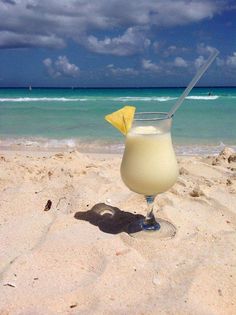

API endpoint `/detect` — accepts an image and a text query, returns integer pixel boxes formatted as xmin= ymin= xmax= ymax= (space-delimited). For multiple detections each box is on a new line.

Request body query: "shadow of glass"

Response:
xmin=74 ymin=203 xmax=145 ymax=234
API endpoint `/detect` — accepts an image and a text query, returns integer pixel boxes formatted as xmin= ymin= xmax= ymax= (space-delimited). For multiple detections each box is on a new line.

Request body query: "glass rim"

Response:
xmin=134 ymin=111 xmax=171 ymax=121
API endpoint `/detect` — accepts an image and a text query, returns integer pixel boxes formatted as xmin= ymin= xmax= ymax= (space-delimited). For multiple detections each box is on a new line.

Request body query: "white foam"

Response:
xmin=186 ymin=95 xmax=219 ymax=100
xmin=175 ymin=143 xmax=236 ymax=156
xmin=0 ymin=97 xmax=88 ymax=102
xmin=113 ymin=96 xmax=177 ymax=102
xmin=1 ymin=136 xmax=235 ymax=156
xmin=0 ymin=95 xmax=222 ymax=103
xmin=113 ymin=95 xmax=221 ymax=102
xmin=130 ymin=126 xmax=162 ymax=135
xmin=0 ymin=137 xmax=78 ymax=149
xmin=43 ymin=139 xmax=77 ymax=148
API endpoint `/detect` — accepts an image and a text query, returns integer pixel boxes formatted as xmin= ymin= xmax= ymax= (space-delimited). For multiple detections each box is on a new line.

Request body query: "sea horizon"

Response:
xmin=1 ymin=85 xmax=236 ymax=89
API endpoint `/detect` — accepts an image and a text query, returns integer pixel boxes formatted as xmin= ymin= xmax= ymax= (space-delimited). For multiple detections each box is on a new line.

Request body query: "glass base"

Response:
xmin=127 ymin=218 xmax=176 ymax=239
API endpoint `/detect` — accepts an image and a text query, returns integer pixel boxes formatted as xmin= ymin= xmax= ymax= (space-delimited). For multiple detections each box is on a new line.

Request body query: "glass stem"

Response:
xmin=144 ymin=195 xmax=157 ymax=226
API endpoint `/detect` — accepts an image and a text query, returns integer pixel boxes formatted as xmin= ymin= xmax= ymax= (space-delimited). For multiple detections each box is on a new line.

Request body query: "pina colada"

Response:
xmin=105 ymin=108 xmax=178 ymax=236
xmin=121 ymin=126 xmax=178 ymax=196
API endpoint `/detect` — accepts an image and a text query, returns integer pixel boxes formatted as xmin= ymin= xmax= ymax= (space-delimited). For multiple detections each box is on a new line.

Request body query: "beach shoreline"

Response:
xmin=1 ymin=139 xmax=236 ymax=157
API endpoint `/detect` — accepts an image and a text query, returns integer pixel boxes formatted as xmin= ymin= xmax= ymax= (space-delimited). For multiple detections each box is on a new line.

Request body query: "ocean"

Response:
xmin=0 ymin=87 xmax=235 ymax=155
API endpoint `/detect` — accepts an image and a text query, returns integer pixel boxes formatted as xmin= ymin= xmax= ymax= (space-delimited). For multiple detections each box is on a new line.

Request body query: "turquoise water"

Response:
xmin=0 ymin=87 xmax=235 ymax=154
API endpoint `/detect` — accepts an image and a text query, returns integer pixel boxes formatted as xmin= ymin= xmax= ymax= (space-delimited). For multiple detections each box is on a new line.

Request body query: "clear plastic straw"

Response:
xmin=168 ymin=49 xmax=219 ymax=118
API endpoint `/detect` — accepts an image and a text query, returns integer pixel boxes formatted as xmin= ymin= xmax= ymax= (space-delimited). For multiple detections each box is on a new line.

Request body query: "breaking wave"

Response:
xmin=0 ymin=95 xmax=224 ymax=103
xmin=1 ymin=137 xmax=235 ymax=156
xmin=0 ymin=97 xmax=89 ymax=102
xmin=113 ymin=96 xmax=177 ymax=102
xmin=186 ymin=95 xmax=219 ymax=100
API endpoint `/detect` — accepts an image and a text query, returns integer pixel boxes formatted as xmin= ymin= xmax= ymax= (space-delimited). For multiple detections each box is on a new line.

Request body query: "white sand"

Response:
xmin=0 ymin=148 xmax=236 ymax=315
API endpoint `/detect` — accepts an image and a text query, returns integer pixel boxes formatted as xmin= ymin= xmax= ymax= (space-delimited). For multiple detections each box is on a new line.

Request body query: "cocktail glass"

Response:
xmin=120 ymin=112 xmax=178 ymax=238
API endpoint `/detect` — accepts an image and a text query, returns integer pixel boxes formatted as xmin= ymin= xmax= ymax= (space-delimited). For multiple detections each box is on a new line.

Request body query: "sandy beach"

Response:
xmin=0 ymin=147 xmax=236 ymax=315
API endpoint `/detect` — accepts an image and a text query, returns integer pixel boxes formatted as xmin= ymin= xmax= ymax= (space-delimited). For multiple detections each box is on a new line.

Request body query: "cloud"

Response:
xmin=142 ymin=59 xmax=161 ymax=72
xmin=226 ymin=52 xmax=236 ymax=67
xmin=43 ymin=58 xmax=60 ymax=78
xmin=216 ymin=57 xmax=225 ymax=67
xmin=162 ymin=45 xmax=189 ymax=57
xmin=99 ymin=0 xmax=224 ymax=27
xmin=204 ymin=51 xmax=236 ymax=69
xmin=195 ymin=44 xmax=236 ymax=70
xmin=166 ymin=45 xmax=177 ymax=54
xmin=0 ymin=0 xmax=227 ymax=50
xmin=194 ymin=55 xmax=205 ymax=68
xmin=107 ymin=64 xmax=138 ymax=75
xmin=148 ymin=1 xmax=221 ymax=27
xmin=84 ymin=27 xmax=150 ymax=56
xmin=173 ymin=56 xmax=188 ymax=67
xmin=0 ymin=31 xmax=65 ymax=49
xmin=152 ymin=41 xmax=160 ymax=53
xmin=43 ymin=56 xmax=80 ymax=78
xmin=1 ymin=0 xmax=16 ymax=4
xmin=197 ymin=43 xmax=217 ymax=55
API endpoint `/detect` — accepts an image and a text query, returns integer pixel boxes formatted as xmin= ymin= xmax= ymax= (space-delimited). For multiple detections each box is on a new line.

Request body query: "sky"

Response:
xmin=0 ymin=0 xmax=236 ymax=87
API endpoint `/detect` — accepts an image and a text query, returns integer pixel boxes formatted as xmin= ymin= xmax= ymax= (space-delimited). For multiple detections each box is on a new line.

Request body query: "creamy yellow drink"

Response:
xmin=105 ymin=107 xmax=178 ymax=236
xmin=121 ymin=126 xmax=178 ymax=196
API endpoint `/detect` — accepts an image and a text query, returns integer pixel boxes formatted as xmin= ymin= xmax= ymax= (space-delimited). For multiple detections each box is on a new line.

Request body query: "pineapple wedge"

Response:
xmin=105 ymin=106 xmax=136 ymax=135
